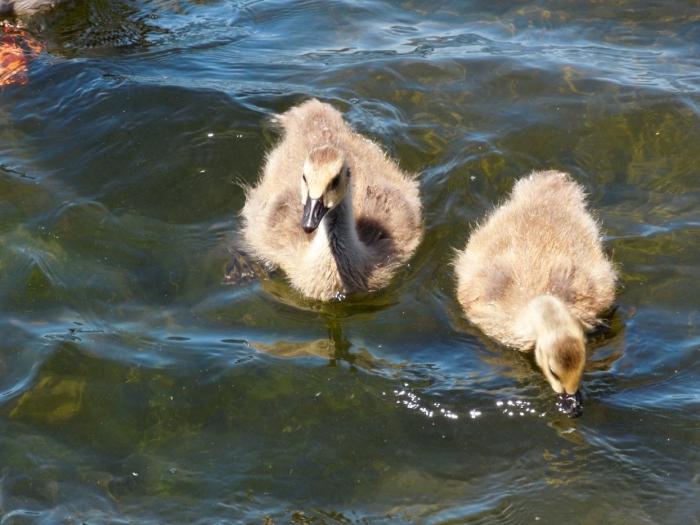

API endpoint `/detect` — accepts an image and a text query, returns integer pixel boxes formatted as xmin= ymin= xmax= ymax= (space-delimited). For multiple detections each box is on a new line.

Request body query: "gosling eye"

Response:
xmin=330 ymin=174 xmax=341 ymax=189
xmin=302 ymin=174 xmax=307 ymax=184
xmin=549 ymin=366 xmax=561 ymax=381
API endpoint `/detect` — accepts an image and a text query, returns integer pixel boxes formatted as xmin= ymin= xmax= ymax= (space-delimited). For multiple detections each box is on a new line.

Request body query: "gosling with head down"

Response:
xmin=240 ymin=99 xmax=422 ymax=301
xmin=454 ymin=171 xmax=616 ymax=416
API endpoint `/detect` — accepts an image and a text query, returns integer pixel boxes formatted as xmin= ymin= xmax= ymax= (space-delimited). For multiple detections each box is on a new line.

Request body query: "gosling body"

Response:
xmin=455 ymin=171 xmax=616 ymax=396
xmin=241 ymin=99 xmax=422 ymax=301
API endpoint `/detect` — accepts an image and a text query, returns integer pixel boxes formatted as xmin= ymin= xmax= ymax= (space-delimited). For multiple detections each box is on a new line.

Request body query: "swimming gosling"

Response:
xmin=454 ymin=171 xmax=616 ymax=415
xmin=240 ymin=99 xmax=422 ymax=301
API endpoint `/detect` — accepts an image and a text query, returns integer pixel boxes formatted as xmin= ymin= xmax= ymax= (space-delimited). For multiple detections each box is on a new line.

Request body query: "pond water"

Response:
xmin=1 ymin=1 xmax=699 ymax=523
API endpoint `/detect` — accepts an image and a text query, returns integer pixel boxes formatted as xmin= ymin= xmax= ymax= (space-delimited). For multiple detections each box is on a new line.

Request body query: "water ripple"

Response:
xmin=1 ymin=0 xmax=699 ymax=522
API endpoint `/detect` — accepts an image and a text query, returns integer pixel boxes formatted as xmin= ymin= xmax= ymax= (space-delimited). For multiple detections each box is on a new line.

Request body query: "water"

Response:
xmin=1 ymin=1 xmax=699 ymax=523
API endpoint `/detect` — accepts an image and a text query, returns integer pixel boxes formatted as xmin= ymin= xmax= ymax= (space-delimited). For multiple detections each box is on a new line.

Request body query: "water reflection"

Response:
xmin=0 ymin=22 xmax=42 ymax=87
xmin=251 ymin=316 xmax=391 ymax=374
xmin=27 ymin=0 xmax=154 ymax=52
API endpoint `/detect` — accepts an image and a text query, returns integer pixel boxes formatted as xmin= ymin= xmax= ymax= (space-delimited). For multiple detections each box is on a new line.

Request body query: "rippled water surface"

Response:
xmin=1 ymin=1 xmax=699 ymax=523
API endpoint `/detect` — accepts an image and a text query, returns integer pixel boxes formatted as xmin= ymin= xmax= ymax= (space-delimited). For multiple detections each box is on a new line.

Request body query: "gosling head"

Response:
xmin=534 ymin=332 xmax=586 ymax=417
xmin=300 ymin=145 xmax=351 ymax=233
xmin=535 ymin=333 xmax=585 ymax=397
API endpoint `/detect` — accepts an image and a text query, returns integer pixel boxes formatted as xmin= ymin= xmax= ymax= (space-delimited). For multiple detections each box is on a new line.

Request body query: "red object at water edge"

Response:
xmin=1 ymin=21 xmax=43 ymax=86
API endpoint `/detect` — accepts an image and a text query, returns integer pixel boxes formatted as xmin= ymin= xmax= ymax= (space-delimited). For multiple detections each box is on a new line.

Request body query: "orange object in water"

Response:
xmin=0 ymin=21 xmax=43 ymax=87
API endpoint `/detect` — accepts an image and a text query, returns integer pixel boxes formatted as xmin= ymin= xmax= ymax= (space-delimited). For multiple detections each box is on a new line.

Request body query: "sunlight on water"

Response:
xmin=495 ymin=399 xmax=543 ymax=418
xmin=393 ymin=384 xmax=460 ymax=420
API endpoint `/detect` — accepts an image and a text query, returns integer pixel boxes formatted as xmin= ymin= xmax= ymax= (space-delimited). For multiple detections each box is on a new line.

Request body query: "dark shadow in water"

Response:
xmin=0 ymin=163 xmax=31 ymax=179
xmin=25 ymin=0 xmax=161 ymax=54
xmin=222 ymin=246 xmax=265 ymax=285
xmin=254 ymin=272 xmax=403 ymax=318
xmin=325 ymin=316 xmax=374 ymax=371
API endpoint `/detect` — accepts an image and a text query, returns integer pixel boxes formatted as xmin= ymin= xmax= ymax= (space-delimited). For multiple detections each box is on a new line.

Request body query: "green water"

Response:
xmin=0 ymin=1 xmax=698 ymax=523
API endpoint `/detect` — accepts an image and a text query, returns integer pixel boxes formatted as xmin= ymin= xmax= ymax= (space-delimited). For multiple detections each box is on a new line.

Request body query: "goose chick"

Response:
xmin=455 ymin=170 xmax=616 ymax=403
xmin=241 ymin=99 xmax=422 ymax=301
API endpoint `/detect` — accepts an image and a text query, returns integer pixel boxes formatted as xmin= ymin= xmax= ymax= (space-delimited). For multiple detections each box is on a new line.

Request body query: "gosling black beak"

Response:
xmin=301 ymin=197 xmax=328 ymax=233
xmin=556 ymin=390 xmax=583 ymax=418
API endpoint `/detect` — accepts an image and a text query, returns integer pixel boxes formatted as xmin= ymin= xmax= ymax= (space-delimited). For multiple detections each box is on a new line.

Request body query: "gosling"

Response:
xmin=454 ymin=171 xmax=616 ymax=411
xmin=240 ymin=99 xmax=422 ymax=301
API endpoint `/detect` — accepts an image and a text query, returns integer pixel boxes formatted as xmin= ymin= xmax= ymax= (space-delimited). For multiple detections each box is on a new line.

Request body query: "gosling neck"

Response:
xmin=325 ymin=194 xmax=362 ymax=246
xmin=308 ymin=192 xmax=370 ymax=290
xmin=527 ymin=295 xmax=583 ymax=357
xmin=528 ymin=294 xmax=582 ymax=337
